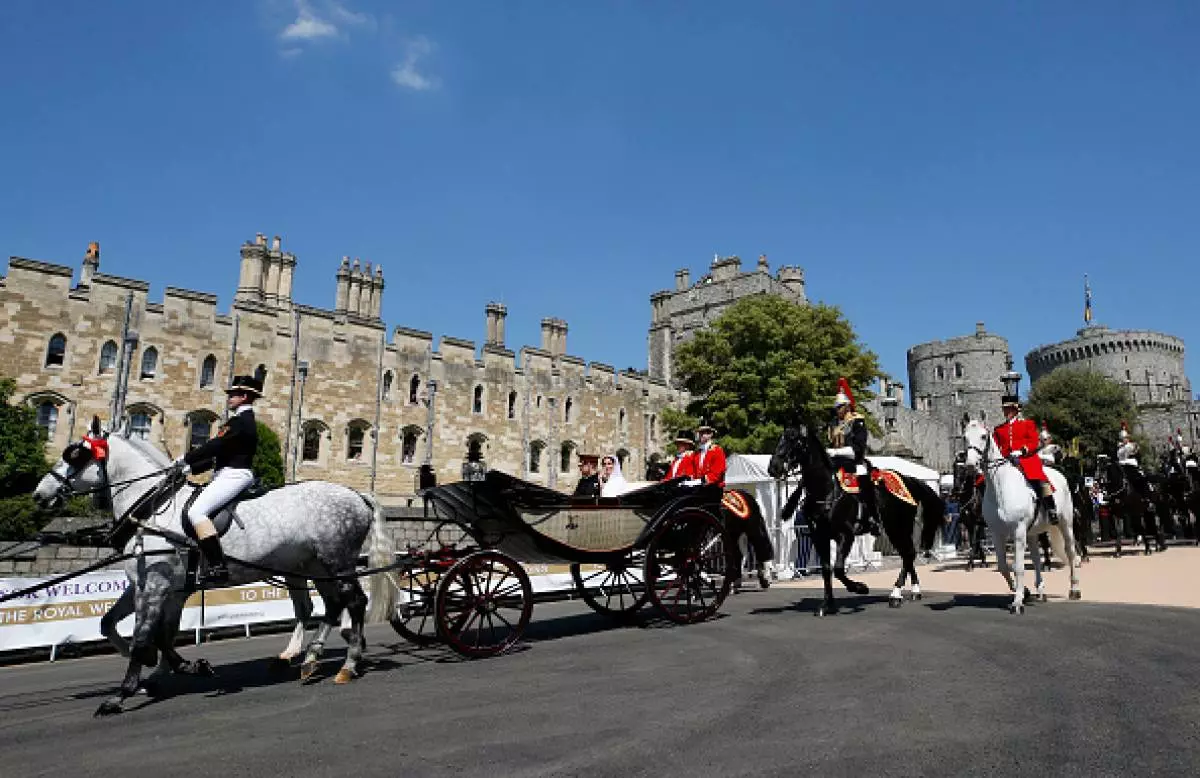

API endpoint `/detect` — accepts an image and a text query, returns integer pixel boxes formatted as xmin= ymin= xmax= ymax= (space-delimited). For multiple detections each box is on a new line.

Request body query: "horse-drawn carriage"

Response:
xmin=386 ymin=471 xmax=735 ymax=657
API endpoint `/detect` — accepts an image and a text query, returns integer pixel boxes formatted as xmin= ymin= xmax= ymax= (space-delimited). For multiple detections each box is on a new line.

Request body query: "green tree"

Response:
xmin=672 ymin=296 xmax=882 ymax=454
xmin=0 ymin=377 xmax=51 ymax=539
xmin=253 ymin=421 xmax=285 ymax=488
xmin=656 ymin=407 xmax=699 ymax=458
xmin=1022 ymin=369 xmax=1138 ymax=473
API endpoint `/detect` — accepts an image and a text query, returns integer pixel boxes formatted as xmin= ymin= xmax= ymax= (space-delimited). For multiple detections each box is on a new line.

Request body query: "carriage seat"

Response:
xmin=182 ymin=478 xmax=270 ymax=541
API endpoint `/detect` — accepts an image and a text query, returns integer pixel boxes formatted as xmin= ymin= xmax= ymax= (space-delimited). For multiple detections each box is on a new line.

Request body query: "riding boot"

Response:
xmin=1041 ymin=494 xmax=1060 ymax=525
xmin=857 ymin=475 xmax=882 ymax=536
xmin=197 ymin=536 xmax=230 ymax=586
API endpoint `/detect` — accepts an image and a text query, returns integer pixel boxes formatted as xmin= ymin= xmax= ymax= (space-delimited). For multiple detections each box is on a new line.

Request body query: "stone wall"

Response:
xmin=907 ymin=322 xmax=1012 ymax=431
xmin=1 ymin=236 xmax=687 ymax=504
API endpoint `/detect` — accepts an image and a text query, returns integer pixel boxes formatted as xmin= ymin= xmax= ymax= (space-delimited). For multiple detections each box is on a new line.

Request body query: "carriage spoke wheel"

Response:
xmin=644 ymin=508 xmax=732 ymax=624
xmin=570 ymin=553 xmax=649 ymax=619
xmin=387 ymin=568 xmax=442 ymax=645
xmin=435 ymin=551 xmax=532 ymax=658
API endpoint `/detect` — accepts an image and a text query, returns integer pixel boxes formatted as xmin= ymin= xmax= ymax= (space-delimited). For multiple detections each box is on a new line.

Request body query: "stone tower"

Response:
xmin=907 ymin=322 xmax=1012 ymax=431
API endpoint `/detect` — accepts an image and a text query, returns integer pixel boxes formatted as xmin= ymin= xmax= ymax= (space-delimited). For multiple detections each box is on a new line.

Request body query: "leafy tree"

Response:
xmin=1022 ymin=369 xmax=1138 ymax=473
xmin=672 ymin=296 xmax=882 ymax=454
xmin=656 ymin=407 xmax=699 ymax=458
xmin=0 ymin=377 xmax=49 ymax=499
xmin=253 ymin=421 xmax=285 ymax=488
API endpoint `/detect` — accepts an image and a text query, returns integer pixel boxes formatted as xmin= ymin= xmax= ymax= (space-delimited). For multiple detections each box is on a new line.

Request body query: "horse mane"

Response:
xmin=114 ymin=433 xmax=172 ymax=469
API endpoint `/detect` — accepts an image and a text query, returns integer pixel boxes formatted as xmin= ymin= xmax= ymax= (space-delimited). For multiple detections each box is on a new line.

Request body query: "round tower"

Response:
xmin=776 ymin=266 xmax=806 ymax=302
xmin=1025 ymin=325 xmax=1190 ymax=405
xmin=907 ymin=322 xmax=1012 ymax=429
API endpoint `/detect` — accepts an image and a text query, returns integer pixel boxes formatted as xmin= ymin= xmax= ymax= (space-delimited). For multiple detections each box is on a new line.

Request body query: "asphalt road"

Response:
xmin=2 ymin=587 xmax=1199 ymax=778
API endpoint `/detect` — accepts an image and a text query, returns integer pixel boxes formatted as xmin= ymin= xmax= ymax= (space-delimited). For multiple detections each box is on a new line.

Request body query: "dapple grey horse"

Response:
xmin=32 ymin=419 xmax=395 ymax=716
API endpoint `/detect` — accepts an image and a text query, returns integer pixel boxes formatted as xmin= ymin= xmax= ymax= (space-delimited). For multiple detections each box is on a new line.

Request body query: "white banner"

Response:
xmin=1 ymin=562 xmax=585 ymax=653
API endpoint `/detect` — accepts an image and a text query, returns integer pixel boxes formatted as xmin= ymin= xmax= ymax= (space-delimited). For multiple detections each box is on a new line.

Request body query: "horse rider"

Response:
xmin=661 ymin=429 xmax=699 ymax=481
xmin=1117 ymin=422 xmax=1149 ymax=494
xmin=827 ymin=377 xmax=881 ymax=537
xmin=694 ymin=421 xmax=727 ymax=488
xmin=173 ymin=374 xmax=262 ymax=585
xmin=993 ymin=393 xmax=1059 ymax=525
xmin=1038 ymin=424 xmax=1063 ymax=468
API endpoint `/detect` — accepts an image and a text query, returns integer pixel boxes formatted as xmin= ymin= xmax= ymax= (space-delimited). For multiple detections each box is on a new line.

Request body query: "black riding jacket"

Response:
xmin=184 ymin=408 xmax=258 ymax=474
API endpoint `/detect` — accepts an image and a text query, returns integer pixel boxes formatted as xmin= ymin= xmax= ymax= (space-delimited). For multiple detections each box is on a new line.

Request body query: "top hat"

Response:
xmin=1001 ymin=394 xmax=1020 ymax=408
xmin=227 ymin=375 xmax=264 ymax=397
xmin=674 ymin=429 xmax=697 ymax=447
xmin=696 ymin=420 xmax=716 ymax=435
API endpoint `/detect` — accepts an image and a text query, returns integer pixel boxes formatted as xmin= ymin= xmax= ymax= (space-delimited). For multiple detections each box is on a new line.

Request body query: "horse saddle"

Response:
xmin=836 ymin=468 xmax=917 ymax=506
xmin=181 ymin=479 xmax=269 ymax=541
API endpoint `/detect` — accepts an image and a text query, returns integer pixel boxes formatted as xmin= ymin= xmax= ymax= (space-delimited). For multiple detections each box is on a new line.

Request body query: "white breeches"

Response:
xmin=188 ymin=468 xmax=254 ymax=526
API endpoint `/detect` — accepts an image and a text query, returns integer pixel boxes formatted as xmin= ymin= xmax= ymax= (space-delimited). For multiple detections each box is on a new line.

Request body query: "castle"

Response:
xmin=0 ymin=236 xmax=689 ymax=502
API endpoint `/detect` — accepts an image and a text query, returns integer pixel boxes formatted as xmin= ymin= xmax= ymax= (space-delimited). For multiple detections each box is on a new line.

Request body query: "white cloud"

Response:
xmin=391 ymin=37 xmax=440 ymax=91
xmin=278 ymin=0 xmax=373 ymax=44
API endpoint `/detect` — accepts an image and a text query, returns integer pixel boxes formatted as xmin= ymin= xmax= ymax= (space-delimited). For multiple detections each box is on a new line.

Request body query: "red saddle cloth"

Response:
xmin=721 ymin=490 xmax=753 ymax=520
xmin=836 ymin=468 xmax=917 ymax=506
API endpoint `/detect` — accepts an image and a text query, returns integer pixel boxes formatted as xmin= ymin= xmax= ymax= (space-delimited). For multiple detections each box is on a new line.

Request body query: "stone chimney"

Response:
xmin=335 ymin=257 xmax=351 ymax=313
xmin=348 ymin=259 xmax=363 ymax=316
xmin=975 ymin=321 xmax=986 ymax=338
xmin=371 ymin=264 xmax=385 ymax=319
xmin=710 ymin=255 xmax=742 ymax=283
xmin=278 ymin=250 xmax=296 ymax=305
xmin=360 ymin=262 xmax=374 ymax=317
xmin=674 ymin=269 xmax=691 ymax=291
xmin=541 ymin=318 xmax=555 ymax=352
xmin=263 ymin=236 xmax=284 ymax=307
xmin=486 ymin=302 xmax=508 ymax=347
xmin=551 ymin=319 xmax=567 ymax=356
xmin=237 ymin=234 xmax=268 ymax=304
xmin=757 ymin=254 xmax=769 ymax=272
xmin=80 ymin=241 xmax=100 ymax=287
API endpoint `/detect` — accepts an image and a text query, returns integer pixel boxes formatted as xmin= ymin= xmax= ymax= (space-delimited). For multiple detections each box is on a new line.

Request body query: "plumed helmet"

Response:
xmin=1119 ymin=420 xmax=1129 ymax=441
xmin=1039 ymin=424 xmax=1052 ymax=443
xmin=833 ymin=377 xmax=855 ymax=410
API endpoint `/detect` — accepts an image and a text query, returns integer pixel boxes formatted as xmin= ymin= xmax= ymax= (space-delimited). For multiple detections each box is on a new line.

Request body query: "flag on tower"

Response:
xmin=1083 ymin=275 xmax=1093 ymax=323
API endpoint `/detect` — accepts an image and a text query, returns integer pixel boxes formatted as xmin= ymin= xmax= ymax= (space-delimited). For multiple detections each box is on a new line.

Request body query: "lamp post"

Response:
xmin=1001 ymin=370 xmax=1022 ymax=400
xmin=881 ymin=396 xmax=899 ymax=433
xmin=290 ymin=361 xmax=309 ymax=483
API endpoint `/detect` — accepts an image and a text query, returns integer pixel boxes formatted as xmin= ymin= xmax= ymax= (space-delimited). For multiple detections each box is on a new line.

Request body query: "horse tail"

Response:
xmin=732 ymin=487 xmax=775 ymax=563
xmin=908 ymin=477 xmax=947 ymax=553
xmin=359 ymin=493 xmax=395 ymax=623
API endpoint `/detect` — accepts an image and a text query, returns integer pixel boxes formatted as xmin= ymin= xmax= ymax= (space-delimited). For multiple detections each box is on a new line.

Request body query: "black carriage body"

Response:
xmin=421 ymin=470 xmax=724 ymax=565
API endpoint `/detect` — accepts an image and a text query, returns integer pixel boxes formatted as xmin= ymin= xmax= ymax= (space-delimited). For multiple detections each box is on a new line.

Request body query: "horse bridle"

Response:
xmin=47 ymin=437 xmax=181 ymax=524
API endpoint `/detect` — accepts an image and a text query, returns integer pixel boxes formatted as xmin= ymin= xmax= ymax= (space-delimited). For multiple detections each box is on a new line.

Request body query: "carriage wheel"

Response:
xmin=570 ymin=553 xmax=649 ymax=619
xmin=435 ymin=551 xmax=533 ymax=658
xmin=387 ymin=568 xmax=442 ymax=645
xmin=644 ymin=508 xmax=732 ymax=624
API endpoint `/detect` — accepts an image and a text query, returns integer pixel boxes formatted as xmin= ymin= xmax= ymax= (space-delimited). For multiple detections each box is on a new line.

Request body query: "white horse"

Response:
xmin=32 ymin=418 xmax=395 ymax=716
xmin=963 ymin=420 xmax=1082 ymax=613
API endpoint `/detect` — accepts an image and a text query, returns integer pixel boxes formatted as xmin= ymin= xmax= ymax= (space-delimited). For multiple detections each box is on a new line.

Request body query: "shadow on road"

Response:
xmin=748 ymin=594 xmax=893 ymax=616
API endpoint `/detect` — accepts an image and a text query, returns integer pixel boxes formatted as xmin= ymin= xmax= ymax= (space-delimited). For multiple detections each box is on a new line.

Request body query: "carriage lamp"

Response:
xmin=1001 ymin=371 xmax=1022 ymax=398
xmin=462 ymin=459 xmax=487 ymax=482
xmin=881 ymin=396 xmax=898 ymax=432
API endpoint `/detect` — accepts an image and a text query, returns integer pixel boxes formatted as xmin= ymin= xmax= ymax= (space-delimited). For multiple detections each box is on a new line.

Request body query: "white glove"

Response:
xmin=683 ymin=479 xmax=703 ymax=487
xmin=1008 ymin=453 xmax=1022 ymax=467
xmin=828 ymin=447 xmax=854 ymax=459
xmin=854 ymin=464 xmax=868 ymax=476
xmin=174 ymin=458 xmax=191 ymax=475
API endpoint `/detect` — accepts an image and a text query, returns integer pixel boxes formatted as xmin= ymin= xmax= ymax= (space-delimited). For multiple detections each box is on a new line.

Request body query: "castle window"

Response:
xmin=529 ymin=440 xmax=545 ymax=473
xmin=508 ymin=391 xmax=517 ymax=419
xmin=99 ymin=340 xmax=118 ymax=374
xmin=186 ymin=410 xmax=218 ymax=451
xmin=935 ymin=365 xmax=944 ymax=380
xmin=619 ymin=408 xmax=627 ymax=436
xmin=382 ymin=371 xmax=393 ymax=402
xmin=1126 ymin=370 xmax=1131 ymax=381
xmin=138 ymin=347 xmax=159 ymax=379
xmin=346 ymin=422 xmax=369 ymax=460
xmin=200 ymin=355 xmax=217 ymax=388
xmin=954 ymin=363 xmax=964 ymax=379
xmin=560 ymin=441 xmax=575 ymax=472
xmin=36 ymin=401 xmax=59 ymax=441
xmin=129 ymin=412 xmax=152 ymax=441
xmin=254 ymin=364 xmax=268 ymax=385
xmin=564 ymin=397 xmax=573 ymax=423
xmin=536 ymin=395 xmax=543 ymax=409
xmin=409 ymin=375 xmax=421 ymax=404
xmin=401 ymin=425 xmax=422 ymax=464
xmin=45 ymin=333 xmax=66 ymax=368
xmin=473 ymin=385 xmax=484 ymax=414
xmin=979 ymin=410 xmax=987 ymax=422
xmin=303 ymin=427 xmax=322 ymax=462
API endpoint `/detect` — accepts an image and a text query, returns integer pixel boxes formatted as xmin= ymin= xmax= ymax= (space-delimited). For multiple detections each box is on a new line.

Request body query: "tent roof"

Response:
xmin=725 ymin=453 xmax=939 ymax=487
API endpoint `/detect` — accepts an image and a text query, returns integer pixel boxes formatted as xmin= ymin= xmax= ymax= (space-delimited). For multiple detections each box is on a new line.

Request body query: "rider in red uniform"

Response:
xmin=993 ymin=394 xmax=1059 ymax=524
xmin=694 ymin=422 xmax=727 ymax=487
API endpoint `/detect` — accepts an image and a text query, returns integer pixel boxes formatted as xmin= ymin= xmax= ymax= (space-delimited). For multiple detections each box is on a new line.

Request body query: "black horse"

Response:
xmin=951 ymin=460 xmax=988 ymax=571
xmin=1094 ymin=454 xmax=1164 ymax=556
xmin=1157 ymin=448 xmax=1194 ymax=541
xmin=644 ymin=460 xmax=774 ymax=590
xmin=768 ymin=417 xmax=944 ymax=616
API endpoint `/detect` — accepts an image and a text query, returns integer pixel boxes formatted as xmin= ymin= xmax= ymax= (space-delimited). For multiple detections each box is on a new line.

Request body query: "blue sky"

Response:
xmin=2 ymin=1 xmax=1198 ymax=395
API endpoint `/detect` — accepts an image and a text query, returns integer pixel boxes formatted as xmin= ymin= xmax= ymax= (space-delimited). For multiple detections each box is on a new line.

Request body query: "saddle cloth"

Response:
xmin=721 ymin=490 xmax=752 ymax=519
xmin=836 ymin=468 xmax=917 ymax=506
xmin=181 ymin=479 xmax=268 ymax=542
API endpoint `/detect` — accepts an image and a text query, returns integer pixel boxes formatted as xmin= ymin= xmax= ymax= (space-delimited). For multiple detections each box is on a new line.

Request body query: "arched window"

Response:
xmin=186 ymin=410 xmax=218 ymax=450
xmin=536 ymin=395 xmax=543 ymax=409
xmin=98 ymin=340 xmax=118 ymax=374
xmin=954 ymin=363 xmax=964 ymax=379
xmin=346 ymin=421 xmax=369 ymax=460
xmin=45 ymin=333 xmax=66 ymax=368
xmin=409 ymin=374 xmax=421 ymax=404
xmin=254 ymin=364 xmax=268 ymax=385
xmin=473 ymin=385 xmax=484 ymax=414
xmin=935 ymin=365 xmax=944 ymax=380
xmin=508 ymin=391 xmax=518 ymax=420
xmin=401 ymin=425 xmax=422 ymax=464
xmin=618 ymin=408 xmax=627 ymax=435
xmin=529 ymin=440 xmax=545 ymax=473
xmin=125 ymin=403 xmax=160 ymax=441
xmin=381 ymin=370 xmax=393 ymax=401
xmin=35 ymin=401 xmax=59 ymax=441
xmin=140 ymin=347 xmax=158 ymax=379
xmin=301 ymin=420 xmax=328 ymax=463
xmin=564 ymin=397 xmax=573 ymax=423
xmin=560 ymin=441 xmax=575 ymax=472
xmin=200 ymin=354 xmax=217 ymax=388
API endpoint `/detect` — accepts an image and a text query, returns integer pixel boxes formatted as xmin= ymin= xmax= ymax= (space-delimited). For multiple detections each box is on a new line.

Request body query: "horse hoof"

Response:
xmin=94 ymin=700 xmax=123 ymax=717
xmin=889 ymin=597 xmax=902 ymax=609
xmin=1022 ymin=587 xmax=1032 ymax=604
xmin=192 ymin=659 xmax=216 ymax=677
xmin=334 ymin=668 xmax=355 ymax=685
xmin=1009 ymin=604 xmax=1024 ymax=615
xmin=299 ymin=661 xmax=319 ymax=682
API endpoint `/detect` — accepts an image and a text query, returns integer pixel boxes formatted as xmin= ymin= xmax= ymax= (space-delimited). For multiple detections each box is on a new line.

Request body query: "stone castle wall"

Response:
xmin=907 ymin=322 xmax=1012 ymax=430
xmin=1 ymin=237 xmax=686 ymax=503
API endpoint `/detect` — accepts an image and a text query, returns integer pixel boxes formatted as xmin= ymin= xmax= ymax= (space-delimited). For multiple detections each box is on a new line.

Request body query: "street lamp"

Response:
xmin=881 ymin=396 xmax=899 ymax=433
xmin=291 ymin=361 xmax=309 ymax=483
xmin=1001 ymin=371 xmax=1022 ymax=399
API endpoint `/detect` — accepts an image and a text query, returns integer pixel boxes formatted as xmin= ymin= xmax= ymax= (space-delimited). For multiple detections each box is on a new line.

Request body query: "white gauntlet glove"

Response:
xmin=683 ymin=479 xmax=703 ymax=487
xmin=174 ymin=458 xmax=191 ymax=475
xmin=854 ymin=464 xmax=868 ymax=476
xmin=827 ymin=447 xmax=854 ymax=459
